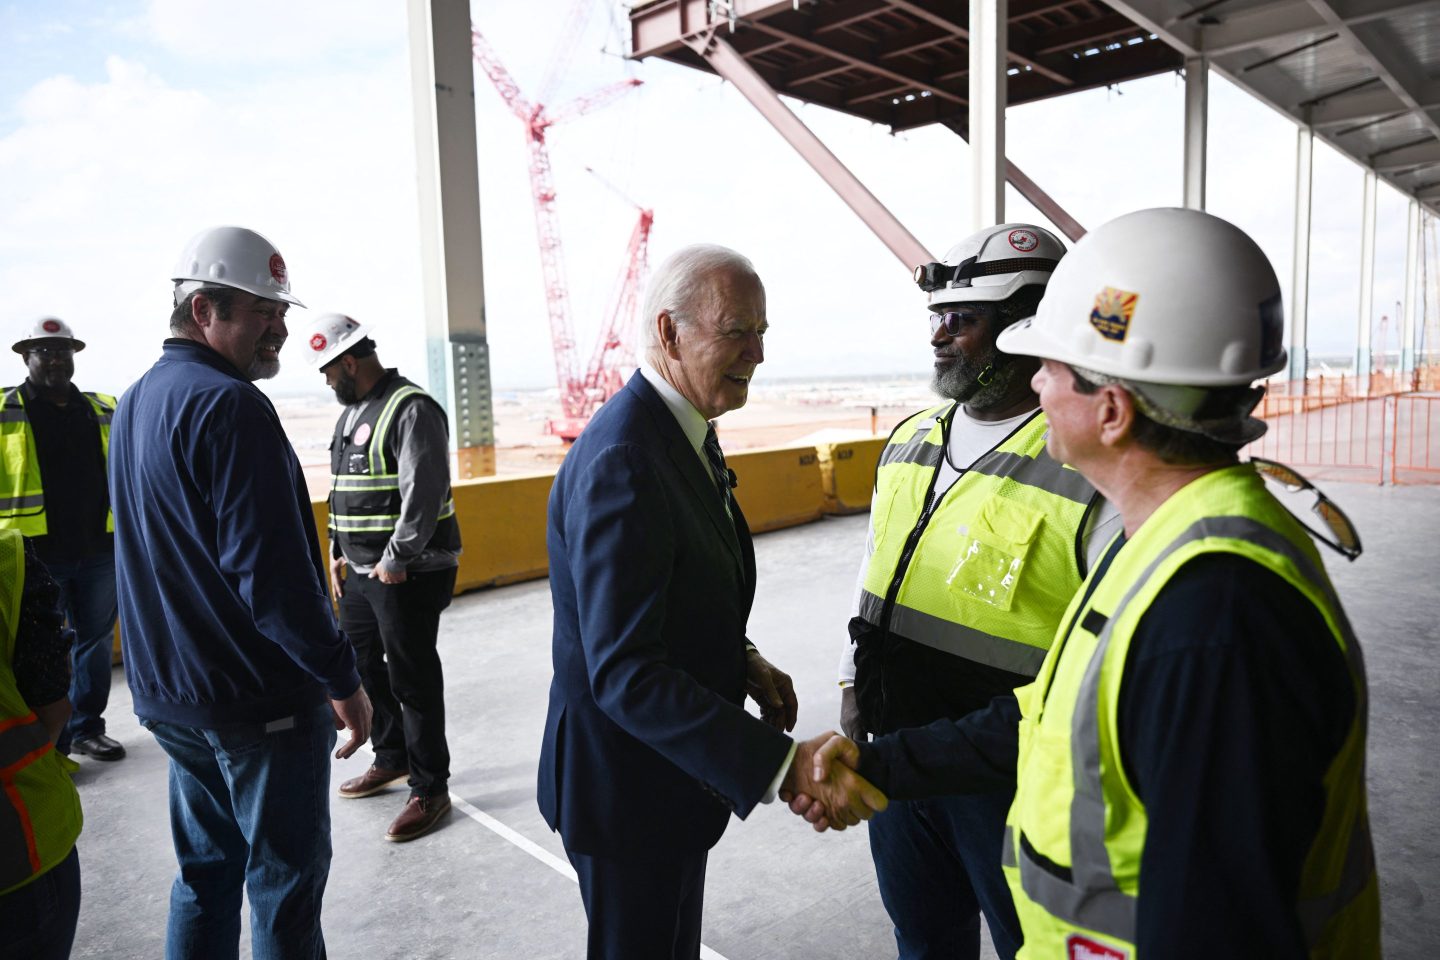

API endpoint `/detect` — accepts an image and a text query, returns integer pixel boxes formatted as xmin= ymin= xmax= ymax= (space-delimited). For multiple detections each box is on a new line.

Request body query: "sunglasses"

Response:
xmin=27 ymin=346 xmax=74 ymax=359
xmin=1249 ymin=457 xmax=1362 ymax=561
xmin=929 ymin=305 xmax=996 ymax=337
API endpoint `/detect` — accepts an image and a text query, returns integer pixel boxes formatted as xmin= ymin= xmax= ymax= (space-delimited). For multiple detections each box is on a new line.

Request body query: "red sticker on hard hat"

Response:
xmin=353 ymin=423 xmax=372 ymax=446
xmin=1089 ymin=286 xmax=1138 ymax=342
xmin=269 ymin=254 xmax=288 ymax=284
xmin=42 ymin=319 xmax=62 ymax=334
xmin=310 ymin=333 xmax=327 ymax=352
xmin=1066 ymin=934 xmax=1128 ymax=960
xmin=1008 ymin=229 xmax=1039 ymax=252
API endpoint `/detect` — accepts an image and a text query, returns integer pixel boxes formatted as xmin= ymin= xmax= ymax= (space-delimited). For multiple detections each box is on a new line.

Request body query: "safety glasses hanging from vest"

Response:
xmin=1249 ymin=457 xmax=1363 ymax=561
xmin=929 ymin=303 xmax=997 ymax=338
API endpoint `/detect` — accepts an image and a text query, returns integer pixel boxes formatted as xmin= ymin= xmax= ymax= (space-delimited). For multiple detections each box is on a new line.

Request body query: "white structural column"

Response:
xmin=407 ymin=0 xmax=495 ymax=477
xmin=970 ymin=0 xmax=1007 ymax=231
xmin=1356 ymin=170 xmax=1377 ymax=379
xmin=1290 ymin=125 xmax=1315 ymax=384
xmin=1183 ymin=56 xmax=1207 ymax=210
xmin=1401 ymin=198 xmax=1420 ymax=373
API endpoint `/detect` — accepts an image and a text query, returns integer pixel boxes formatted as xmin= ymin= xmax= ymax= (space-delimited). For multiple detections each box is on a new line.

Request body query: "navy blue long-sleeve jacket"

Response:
xmin=111 ymin=339 xmax=359 ymax=727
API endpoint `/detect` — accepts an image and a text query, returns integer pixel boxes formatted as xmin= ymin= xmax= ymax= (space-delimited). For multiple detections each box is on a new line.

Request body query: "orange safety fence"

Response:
xmin=1244 ymin=365 xmax=1440 ymax=485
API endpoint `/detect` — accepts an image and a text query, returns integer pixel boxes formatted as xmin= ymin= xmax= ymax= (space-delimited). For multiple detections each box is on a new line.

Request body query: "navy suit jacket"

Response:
xmin=538 ymin=372 xmax=792 ymax=858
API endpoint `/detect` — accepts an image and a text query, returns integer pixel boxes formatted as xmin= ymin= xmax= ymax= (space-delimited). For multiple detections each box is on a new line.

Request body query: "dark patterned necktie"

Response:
xmin=702 ymin=423 xmax=733 ymax=509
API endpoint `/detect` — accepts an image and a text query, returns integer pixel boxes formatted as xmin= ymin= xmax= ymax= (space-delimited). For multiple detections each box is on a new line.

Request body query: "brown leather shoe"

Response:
xmin=384 ymin=794 xmax=451 ymax=842
xmin=338 ymin=765 xmax=408 ymax=799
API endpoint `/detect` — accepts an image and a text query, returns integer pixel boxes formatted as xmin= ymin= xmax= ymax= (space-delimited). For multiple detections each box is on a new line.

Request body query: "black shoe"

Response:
xmin=71 ymin=734 xmax=126 ymax=761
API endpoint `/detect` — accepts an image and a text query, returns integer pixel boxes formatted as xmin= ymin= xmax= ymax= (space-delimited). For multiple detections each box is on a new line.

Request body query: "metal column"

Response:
xmin=683 ymin=32 xmax=931 ymax=268
xmin=1356 ymin=170 xmax=1377 ymax=379
xmin=1401 ymin=198 xmax=1420 ymax=373
xmin=1289 ymin=125 xmax=1314 ymax=384
xmin=1183 ymin=56 xmax=1207 ymax=211
xmin=970 ymin=0 xmax=1007 ymax=231
xmin=407 ymin=0 xmax=496 ymax=478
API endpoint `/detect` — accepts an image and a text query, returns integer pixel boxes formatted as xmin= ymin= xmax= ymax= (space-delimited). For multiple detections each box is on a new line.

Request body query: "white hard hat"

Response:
xmin=997 ymin=208 xmax=1286 ymax=387
xmin=13 ymin=317 xmax=85 ymax=354
xmin=171 ymin=226 xmax=304 ymax=307
xmin=301 ymin=313 xmax=371 ymax=368
xmin=914 ymin=223 xmax=1066 ymax=308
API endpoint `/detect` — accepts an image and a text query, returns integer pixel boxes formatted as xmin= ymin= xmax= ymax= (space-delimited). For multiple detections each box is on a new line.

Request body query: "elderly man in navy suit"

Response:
xmin=538 ymin=244 xmax=887 ymax=959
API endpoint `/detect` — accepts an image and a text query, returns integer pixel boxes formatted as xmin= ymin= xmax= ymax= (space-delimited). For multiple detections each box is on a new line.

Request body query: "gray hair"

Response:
xmin=641 ymin=244 xmax=758 ymax=358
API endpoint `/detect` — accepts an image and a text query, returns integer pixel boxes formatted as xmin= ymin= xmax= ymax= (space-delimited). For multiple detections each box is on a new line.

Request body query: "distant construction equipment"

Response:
xmin=472 ymin=11 xmax=650 ymax=441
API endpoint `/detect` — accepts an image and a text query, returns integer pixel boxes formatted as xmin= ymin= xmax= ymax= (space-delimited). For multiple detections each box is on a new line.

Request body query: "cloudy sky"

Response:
xmin=0 ymin=0 xmax=1423 ymax=403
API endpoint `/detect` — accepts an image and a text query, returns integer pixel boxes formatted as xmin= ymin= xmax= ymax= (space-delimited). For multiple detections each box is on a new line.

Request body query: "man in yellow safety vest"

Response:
xmin=809 ymin=208 xmax=1380 ymax=958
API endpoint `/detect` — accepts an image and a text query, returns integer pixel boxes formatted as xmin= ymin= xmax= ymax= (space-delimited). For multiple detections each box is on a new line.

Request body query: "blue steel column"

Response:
xmin=1290 ymin=125 xmax=1314 ymax=384
xmin=407 ymin=0 xmax=496 ymax=478
xmin=970 ymin=0 xmax=1007 ymax=231
xmin=1356 ymin=170 xmax=1377 ymax=380
xmin=1401 ymin=198 xmax=1419 ymax=373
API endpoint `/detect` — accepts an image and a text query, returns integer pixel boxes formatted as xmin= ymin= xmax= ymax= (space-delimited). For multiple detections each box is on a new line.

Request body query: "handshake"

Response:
xmin=778 ymin=732 xmax=887 ymax=832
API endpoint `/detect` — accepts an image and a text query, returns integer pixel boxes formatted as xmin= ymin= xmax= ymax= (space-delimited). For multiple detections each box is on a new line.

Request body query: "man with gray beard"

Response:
xmin=110 ymin=226 xmax=371 ymax=960
xmin=836 ymin=224 xmax=1119 ymax=960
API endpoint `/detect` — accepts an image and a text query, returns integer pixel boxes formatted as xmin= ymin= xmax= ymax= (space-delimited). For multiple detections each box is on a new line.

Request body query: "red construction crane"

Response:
xmin=471 ymin=22 xmax=644 ymax=440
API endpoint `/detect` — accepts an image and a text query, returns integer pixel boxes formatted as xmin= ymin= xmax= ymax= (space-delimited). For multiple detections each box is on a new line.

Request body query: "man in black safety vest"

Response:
xmin=1 ymin=316 xmax=124 ymax=762
xmin=838 ymin=224 xmax=1120 ymax=960
xmin=305 ymin=312 xmax=461 ymax=843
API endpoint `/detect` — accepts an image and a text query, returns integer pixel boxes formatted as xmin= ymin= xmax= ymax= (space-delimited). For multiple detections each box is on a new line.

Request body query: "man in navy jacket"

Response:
xmin=538 ymin=244 xmax=887 ymax=960
xmin=111 ymin=226 xmax=371 ymax=960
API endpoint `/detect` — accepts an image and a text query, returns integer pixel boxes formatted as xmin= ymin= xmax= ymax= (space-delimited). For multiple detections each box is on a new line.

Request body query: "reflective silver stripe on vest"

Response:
xmin=330 ymin=514 xmax=402 ymax=532
xmin=0 ymin=409 xmax=26 ymax=424
xmin=330 ymin=474 xmax=400 ymax=491
xmin=970 ymin=451 xmax=1095 ymax=505
xmin=878 ymin=433 xmax=943 ymax=470
xmin=858 ymin=590 xmax=1049 ymax=676
xmin=1016 ymin=515 xmax=1372 ymax=944
xmin=0 ymin=494 xmax=45 ymax=514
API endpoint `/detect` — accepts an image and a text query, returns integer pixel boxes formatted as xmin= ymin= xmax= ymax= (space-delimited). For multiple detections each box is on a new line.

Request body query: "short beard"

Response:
xmin=932 ymin=346 xmax=1020 ymax=411
xmin=331 ymin=370 xmax=360 ymax=405
xmin=247 ymin=338 xmax=284 ymax=381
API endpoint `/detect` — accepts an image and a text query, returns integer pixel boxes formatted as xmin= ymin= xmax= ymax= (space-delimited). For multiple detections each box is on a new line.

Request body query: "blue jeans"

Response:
xmin=143 ymin=702 xmax=337 ymax=960
xmin=47 ymin=552 xmax=118 ymax=751
xmin=868 ymin=791 xmax=1023 ymax=960
xmin=0 ymin=846 xmax=80 ymax=960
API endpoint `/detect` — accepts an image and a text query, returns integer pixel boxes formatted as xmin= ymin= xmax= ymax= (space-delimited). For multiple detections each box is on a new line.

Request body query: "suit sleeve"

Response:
xmin=856 ymin=693 xmax=1020 ymax=799
xmin=564 ymin=442 xmax=791 ymax=817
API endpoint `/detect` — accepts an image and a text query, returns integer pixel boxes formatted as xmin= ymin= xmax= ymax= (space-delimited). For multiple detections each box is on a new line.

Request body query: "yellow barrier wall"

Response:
xmin=302 ymin=433 xmax=897 ymax=597
xmin=728 ymin=444 xmax=827 ymax=534
xmin=816 ymin=437 xmax=884 ymax=514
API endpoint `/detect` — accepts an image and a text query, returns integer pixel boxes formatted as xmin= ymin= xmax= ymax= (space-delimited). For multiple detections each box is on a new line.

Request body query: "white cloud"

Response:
xmin=136 ymin=0 xmax=398 ymax=62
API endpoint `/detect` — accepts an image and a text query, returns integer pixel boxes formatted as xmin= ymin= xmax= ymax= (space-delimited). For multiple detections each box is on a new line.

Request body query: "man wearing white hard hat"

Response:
xmin=836 ymin=224 xmax=1119 ymax=960
xmin=1 ymin=317 xmax=124 ymax=762
xmin=806 ymin=209 xmax=1379 ymax=957
xmin=109 ymin=226 xmax=372 ymax=958
xmin=304 ymin=313 xmax=460 ymax=843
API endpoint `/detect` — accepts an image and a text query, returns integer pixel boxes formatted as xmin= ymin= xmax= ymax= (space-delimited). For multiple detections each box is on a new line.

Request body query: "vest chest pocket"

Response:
xmin=945 ymin=495 xmax=1045 ymax=612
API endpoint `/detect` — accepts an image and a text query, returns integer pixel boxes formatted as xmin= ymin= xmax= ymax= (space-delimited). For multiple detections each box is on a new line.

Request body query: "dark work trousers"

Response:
xmin=868 ymin=789 xmax=1023 ymax=960
xmin=339 ymin=566 xmax=457 ymax=797
xmin=567 ymin=848 xmax=707 ymax=960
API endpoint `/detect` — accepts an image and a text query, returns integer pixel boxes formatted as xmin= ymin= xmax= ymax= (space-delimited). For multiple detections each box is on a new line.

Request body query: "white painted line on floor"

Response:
xmin=349 ymin=749 xmax=730 ymax=960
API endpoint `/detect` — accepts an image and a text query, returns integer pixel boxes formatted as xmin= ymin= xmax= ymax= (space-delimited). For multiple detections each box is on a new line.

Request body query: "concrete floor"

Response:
xmin=68 ymin=481 xmax=1439 ymax=959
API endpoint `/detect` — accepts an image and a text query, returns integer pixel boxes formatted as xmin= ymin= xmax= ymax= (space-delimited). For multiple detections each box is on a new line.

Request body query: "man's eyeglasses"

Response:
xmin=27 ymin=346 xmax=74 ymax=359
xmin=1249 ymin=457 xmax=1362 ymax=561
xmin=929 ymin=305 xmax=995 ymax=337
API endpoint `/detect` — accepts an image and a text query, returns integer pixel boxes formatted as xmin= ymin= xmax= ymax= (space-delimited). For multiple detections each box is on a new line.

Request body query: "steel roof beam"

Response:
xmin=1030 ymin=13 xmax=1146 ymax=55
xmin=1370 ymin=140 xmax=1440 ymax=171
xmin=1308 ymin=0 xmax=1440 ymax=144
xmin=1198 ymin=0 xmax=1433 ymax=57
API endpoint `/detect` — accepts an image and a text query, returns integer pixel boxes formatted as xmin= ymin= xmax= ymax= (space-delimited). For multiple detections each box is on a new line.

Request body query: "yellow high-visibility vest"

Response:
xmin=860 ymin=405 xmax=1100 ymax=677
xmin=0 ymin=387 xmax=115 ymax=537
xmin=0 ymin=527 xmax=84 ymax=895
xmin=1003 ymin=464 xmax=1379 ymax=958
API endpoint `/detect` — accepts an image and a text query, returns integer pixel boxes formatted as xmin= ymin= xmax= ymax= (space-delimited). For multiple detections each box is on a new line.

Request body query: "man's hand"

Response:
xmin=329 ymin=555 xmax=347 ymax=599
xmin=745 ymin=648 xmax=798 ymax=732
xmin=839 ymin=685 xmax=866 ymax=742
xmin=369 ymin=559 xmax=407 ymax=584
xmin=779 ymin=731 xmax=887 ymax=832
xmin=330 ymin=686 xmax=373 ymax=760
